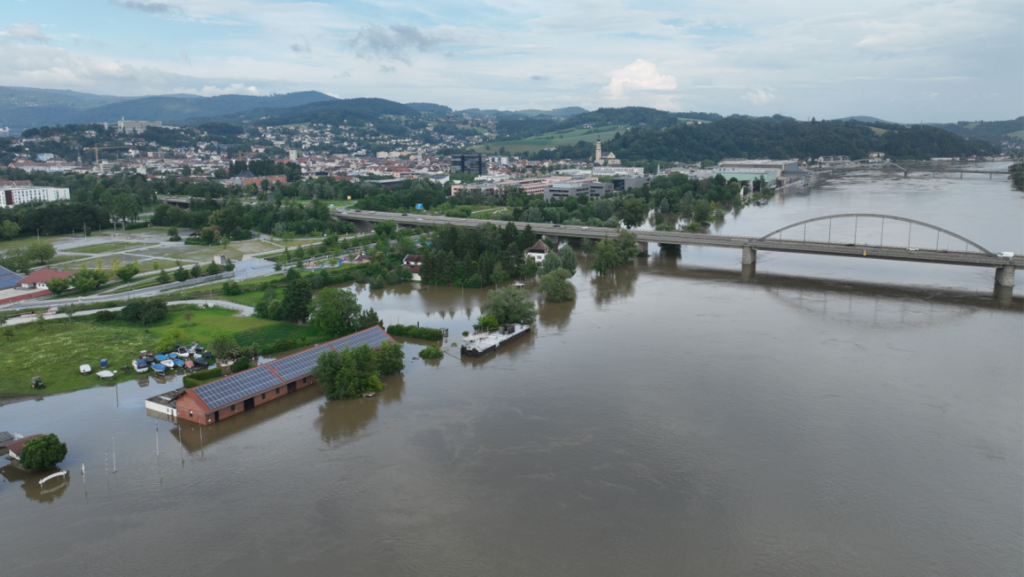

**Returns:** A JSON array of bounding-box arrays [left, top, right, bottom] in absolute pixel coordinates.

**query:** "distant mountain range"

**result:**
[[0, 86, 337, 131], [0, 85, 1019, 145]]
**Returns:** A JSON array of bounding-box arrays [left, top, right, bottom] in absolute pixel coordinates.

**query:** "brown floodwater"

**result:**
[[1, 165, 1021, 576]]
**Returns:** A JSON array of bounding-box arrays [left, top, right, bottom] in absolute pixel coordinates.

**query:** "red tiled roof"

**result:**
[[19, 269, 72, 285], [6, 434, 43, 456]]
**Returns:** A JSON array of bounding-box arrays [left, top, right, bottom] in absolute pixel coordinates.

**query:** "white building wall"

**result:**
[[2, 186, 71, 207]]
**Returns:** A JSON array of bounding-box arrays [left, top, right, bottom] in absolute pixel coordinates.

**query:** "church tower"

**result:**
[[595, 139, 602, 163]]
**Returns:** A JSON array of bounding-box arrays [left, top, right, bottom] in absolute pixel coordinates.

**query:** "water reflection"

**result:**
[[316, 374, 405, 443], [590, 265, 639, 305], [0, 464, 70, 503], [539, 298, 575, 331]]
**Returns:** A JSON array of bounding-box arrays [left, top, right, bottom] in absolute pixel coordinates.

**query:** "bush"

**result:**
[[19, 434, 68, 471], [119, 298, 168, 326], [222, 280, 242, 296], [230, 357, 251, 372], [473, 314, 500, 331], [386, 324, 444, 341], [419, 345, 444, 360], [93, 310, 118, 322], [183, 367, 223, 388]]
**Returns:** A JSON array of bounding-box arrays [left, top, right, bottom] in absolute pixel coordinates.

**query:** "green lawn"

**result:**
[[0, 235, 73, 252], [0, 306, 317, 396], [65, 241, 153, 254]]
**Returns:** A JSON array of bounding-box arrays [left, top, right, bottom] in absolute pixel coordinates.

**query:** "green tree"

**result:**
[[25, 242, 56, 264], [48, 276, 71, 295], [69, 268, 107, 292], [377, 341, 405, 375], [491, 262, 509, 285], [190, 263, 202, 278], [167, 227, 178, 237], [173, 267, 189, 282], [206, 262, 221, 276], [619, 197, 647, 229], [280, 277, 312, 323], [480, 286, 537, 325], [314, 348, 360, 400], [157, 269, 171, 283], [210, 335, 240, 360], [373, 220, 398, 238], [116, 263, 140, 283], [541, 251, 563, 275], [183, 310, 195, 326], [557, 244, 577, 276], [19, 434, 68, 471], [538, 268, 575, 302], [309, 287, 362, 337], [0, 220, 19, 240], [286, 267, 302, 281]]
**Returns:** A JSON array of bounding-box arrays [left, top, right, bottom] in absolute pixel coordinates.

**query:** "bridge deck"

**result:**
[[332, 211, 1023, 269]]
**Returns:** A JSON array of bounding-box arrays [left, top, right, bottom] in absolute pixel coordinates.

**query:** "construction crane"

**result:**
[[83, 146, 130, 164]]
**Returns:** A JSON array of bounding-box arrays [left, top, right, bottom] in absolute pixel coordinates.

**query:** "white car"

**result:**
[[998, 251, 1015, 258], [582, 226, 589, 230]]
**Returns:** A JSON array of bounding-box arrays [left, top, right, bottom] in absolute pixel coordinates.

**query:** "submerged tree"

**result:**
[[19, 434, 68, 471]]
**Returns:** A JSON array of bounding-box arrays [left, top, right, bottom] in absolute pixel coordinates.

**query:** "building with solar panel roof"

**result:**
[[168, 326, 394, 425]]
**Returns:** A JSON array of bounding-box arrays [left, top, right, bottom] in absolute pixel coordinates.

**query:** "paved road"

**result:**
[[3, 299, 254, 326]]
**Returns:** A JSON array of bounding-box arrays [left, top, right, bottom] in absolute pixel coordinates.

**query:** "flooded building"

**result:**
[[156, 326, 394, 425]]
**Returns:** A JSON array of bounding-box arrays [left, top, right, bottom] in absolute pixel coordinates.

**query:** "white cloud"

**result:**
[[600, 59, 677, 100], [175, 83, 259, 96], [740, 88, 775, 106], [1, 22, 49, 43]]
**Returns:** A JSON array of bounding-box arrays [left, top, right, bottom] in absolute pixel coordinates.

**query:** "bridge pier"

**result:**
[[995, 265, 1015, 288], [742, 246, 757, 265], [546, 235, 559, 246], [637, 241, 649, 255], [741, 262, 756, 282]]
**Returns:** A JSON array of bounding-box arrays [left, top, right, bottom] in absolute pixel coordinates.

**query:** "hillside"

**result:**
[[588, 117, 999, 162], [927, 117, 1023, 143], [196, 98, 420, 126], [0, 89, 337, 131]]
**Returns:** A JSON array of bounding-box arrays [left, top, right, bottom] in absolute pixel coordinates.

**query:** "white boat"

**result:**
[[132, 359, 149, 373], [176, 347, 190, 358], [79, 364, 92, 375], [96, 370, 115, 379], [161, 360, 175, 369]]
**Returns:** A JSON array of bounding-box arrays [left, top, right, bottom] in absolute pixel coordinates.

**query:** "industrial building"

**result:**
[[149, 326, 395, 426], [117, 119, 162, 134]]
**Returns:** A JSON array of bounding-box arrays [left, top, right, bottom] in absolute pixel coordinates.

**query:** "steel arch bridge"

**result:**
[[757, 213, 995, 256]]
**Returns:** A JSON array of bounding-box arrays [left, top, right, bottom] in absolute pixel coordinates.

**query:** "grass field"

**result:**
[[131, 239, 278, 261], [473, 124, 623, 154], [0, 235, 73, 253], [0, 306, 320, 396], [65, 241, 153, 254]]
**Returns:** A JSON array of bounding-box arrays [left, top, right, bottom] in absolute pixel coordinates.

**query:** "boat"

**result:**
[[189, 343, 205, 355], [185, 360, 194, 369], [173, 359, 185, 368], [79, 364, 92, 375], [154, 354, 168, 361], [152, 363, 166, 374], [161, 360, 175, 369], [192, 355, 208, 367], [168, 353, 178, 360], [132, 359, 149, 373], [96, 370, 115, 379], [177, 347, 190, 358]]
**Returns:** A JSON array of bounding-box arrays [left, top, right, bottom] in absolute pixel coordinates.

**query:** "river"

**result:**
[[1, 164, 1021, 576]]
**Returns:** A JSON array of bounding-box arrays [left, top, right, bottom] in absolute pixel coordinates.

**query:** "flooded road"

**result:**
[[1, 166, 1021, 576]]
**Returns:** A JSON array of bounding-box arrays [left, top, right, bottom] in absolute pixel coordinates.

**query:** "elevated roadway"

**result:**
[[332, 210, 1022, 289]]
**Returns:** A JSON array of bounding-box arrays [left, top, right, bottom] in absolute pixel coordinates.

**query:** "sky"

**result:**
[[1, 0, 1021, 122]]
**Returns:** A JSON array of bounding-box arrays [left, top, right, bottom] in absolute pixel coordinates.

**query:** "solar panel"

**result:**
[[0, 265, 23, 290], [194, 365, 283, 410], [328, 326, 392, 352], [267, 344, 334, 382]]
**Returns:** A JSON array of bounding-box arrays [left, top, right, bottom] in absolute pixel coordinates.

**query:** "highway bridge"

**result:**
[[332, 210, 1021, 290], [811, 162, 1010, 179]]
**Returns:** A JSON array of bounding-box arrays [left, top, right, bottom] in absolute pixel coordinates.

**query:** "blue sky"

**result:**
[[1, 0, 1021, 122]]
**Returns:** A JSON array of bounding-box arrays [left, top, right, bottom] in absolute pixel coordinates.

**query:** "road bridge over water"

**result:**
[[811, 162, 1010, 179], [332, 210, 1021, 291]]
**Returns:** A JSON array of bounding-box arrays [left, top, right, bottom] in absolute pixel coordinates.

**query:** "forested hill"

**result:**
[[495, 106, 683, 140], [927, 117, 1023, 143], [603, 117, 1000, 163], [0, 88, 337, 131], [194, 98, 420, 126]]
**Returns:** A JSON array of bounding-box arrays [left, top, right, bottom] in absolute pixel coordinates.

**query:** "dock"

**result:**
[[460, 324, 531, 358]]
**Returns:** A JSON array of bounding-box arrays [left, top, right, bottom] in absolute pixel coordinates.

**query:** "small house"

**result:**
[[5, 434, 43, 467], [17, 269, 72, 290], [402, 254, 422, 281], [524, 240, 551, 264]]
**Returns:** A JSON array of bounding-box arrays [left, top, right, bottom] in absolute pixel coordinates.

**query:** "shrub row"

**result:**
[[387, 324, 444, 342], [183, 367, 223, 388]]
